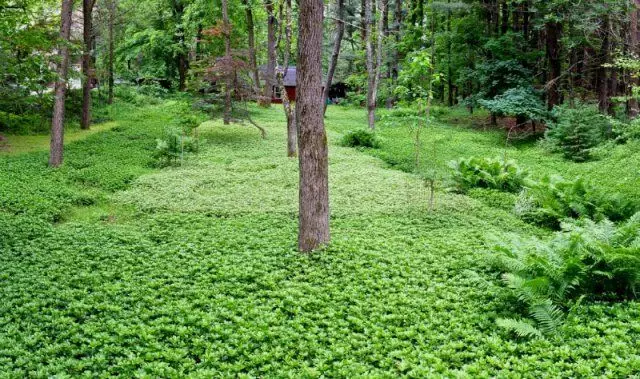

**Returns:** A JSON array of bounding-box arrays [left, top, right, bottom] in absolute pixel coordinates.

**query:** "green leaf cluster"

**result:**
[[448, 157, 529, 193]]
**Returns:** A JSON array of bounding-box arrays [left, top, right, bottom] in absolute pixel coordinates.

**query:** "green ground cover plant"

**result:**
[[1, 104, 639, 376]]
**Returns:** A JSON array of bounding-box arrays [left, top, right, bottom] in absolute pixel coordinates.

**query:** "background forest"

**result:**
[[1, 0, 640, 376]]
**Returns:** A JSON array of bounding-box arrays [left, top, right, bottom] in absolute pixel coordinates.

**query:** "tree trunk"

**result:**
[[323, 0, 345, 115], [107, 0, 115, 104], [261, 1, 277, 107], [629, 0, 639, 118], [447, 0, 453, 106], [222, 0, 232, 124], [500, 0, 508, 35], [81, 0, 95, 130], [277, 0, 296, 157], [391, 0, 402, 87], [597, 17, 610, 113], [297, 0, 330, 252], [50, 0, 74, 167], [243, 0, 261, 93], [545, 21, 562, 109], [365, 0, 376, 128]]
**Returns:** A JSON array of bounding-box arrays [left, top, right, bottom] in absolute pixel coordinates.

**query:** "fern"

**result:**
[[448, 157, 528, 193], [491, 214, 640, 338], [496, 318, 543, 339]]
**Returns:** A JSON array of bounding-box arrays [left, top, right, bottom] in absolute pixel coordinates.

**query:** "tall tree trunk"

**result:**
[[522, 0, 529, 42], [629, 0, 639, 118], [297, 0, 329, 252], [545, 21, 562, 109], [323, 0, 345, 115], [365, 0, 376, 128], [597, 17, 610, 113], [81, 0, 95, 130], [107, 0, 115, 104], [222, 0, 232, 124], [447, 0, 453, 106], [277, 0, 296, 156], [243, 0, 261, 92], [50, 0, 74, 167], [500, 0, 508, 34], [261, 1, 277, 107], [391, 0, 402, 85]]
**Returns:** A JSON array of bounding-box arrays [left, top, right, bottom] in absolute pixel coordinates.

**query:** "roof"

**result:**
[[259, 66, 297, 87]]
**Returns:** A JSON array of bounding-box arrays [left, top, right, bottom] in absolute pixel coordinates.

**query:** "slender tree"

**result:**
[[261, 0, 277, 106], [243, 0, 261, 92], [50, 0, 74, 167], [81, 0, 96, 130], [323, 0, 345, 115], [365, 0, 375, 128], [297, 0, 329, 252], [222, 0, 232, 124], [629, 0, 639, 117], [276, 0, 296, 156], [106, 0, 116, 104]]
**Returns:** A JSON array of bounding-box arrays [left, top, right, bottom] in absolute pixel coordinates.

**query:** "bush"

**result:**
[[341, 129, 380, 149], [491, 214, 640, 337], [544, 104, 610, 162], [515, 175, 636, 229], [448, 157, 529, 193], [153, 128, 199, 167], [479, 87, 547, 125], [614, 118, 640, 143]]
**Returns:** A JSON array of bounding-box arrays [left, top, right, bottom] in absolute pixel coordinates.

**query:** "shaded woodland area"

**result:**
[[1, 0, 640, 376]]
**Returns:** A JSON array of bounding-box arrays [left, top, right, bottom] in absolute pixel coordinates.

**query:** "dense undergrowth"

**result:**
[[1, 102, 639, 376]]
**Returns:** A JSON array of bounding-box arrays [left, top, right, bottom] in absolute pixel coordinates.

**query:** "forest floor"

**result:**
[[1, 99, 639, 376]]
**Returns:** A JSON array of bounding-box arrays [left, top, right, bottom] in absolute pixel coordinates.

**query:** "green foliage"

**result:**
[[515, 175, 636, 229], [340, 128, 380, 149], [153, 129, 198, 167], [448, 157, 528, 193], [492, 215, 640, 336], [545, 104, 611, 162], [479, 87, 547, 124], [1, 104, 640, 376]]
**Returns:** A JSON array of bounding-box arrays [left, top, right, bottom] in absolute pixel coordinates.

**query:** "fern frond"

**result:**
[[496, 318, 543, 339]]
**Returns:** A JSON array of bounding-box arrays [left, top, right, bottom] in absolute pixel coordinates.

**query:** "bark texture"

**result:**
[[365, 0, 376, 128], [261, 1, 277, 107], [222, 0, 232, 124], [81, 0, 95, 130], [545, 21, 562, 109], [629, 0, 639, 117], [107, 0, 115, 104], [50, 0, 74, 167], [323, 0, 345, 115], [243, 0, 260, 92], [297, 0, 330, 252]]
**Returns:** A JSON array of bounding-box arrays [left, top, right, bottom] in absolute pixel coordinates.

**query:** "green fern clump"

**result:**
[[491, 214, 640, 337], [515, 175, 636, 229], [448, 157, 529, 193]]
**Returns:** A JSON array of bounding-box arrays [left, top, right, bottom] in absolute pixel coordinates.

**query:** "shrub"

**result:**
[[341, 129, 380, 149], [491, 214, 640, 337], [448, 157, 528, 193], [515, 175, 636, 229], [544, 104, 610, 162], [614, 118, 640, 143], [479, 87, 547, 125], [153, 129, 198, 167]]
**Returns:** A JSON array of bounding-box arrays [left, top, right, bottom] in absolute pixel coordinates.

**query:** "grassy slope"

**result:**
[[0, 103, 638, 377]]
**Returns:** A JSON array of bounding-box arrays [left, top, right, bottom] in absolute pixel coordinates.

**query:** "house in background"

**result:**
[[260, 66, 349, 104]]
